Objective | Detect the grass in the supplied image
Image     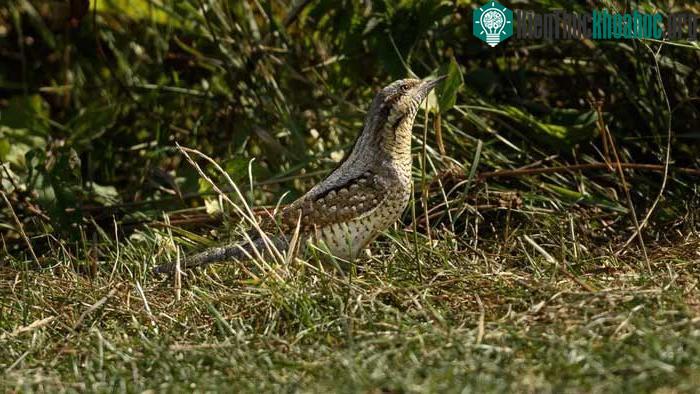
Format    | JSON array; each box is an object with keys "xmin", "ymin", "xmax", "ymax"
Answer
[
  {"xmin": 2, "ymin": 209, "xmax": 699, "ymax": 391},
  {"xmin": 2, "ymin": 0, "xmax": 700, "ymax": 391}
]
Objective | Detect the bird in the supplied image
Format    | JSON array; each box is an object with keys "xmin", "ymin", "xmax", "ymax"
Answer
[{"xmin": 153, "ymin": 76, "xmax": 446, "ymax": 274}]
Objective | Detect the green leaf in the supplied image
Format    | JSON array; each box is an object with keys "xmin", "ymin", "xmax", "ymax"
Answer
[
  {"xmin": 436, "ymin": 57, "xmax": 464, "ymax": 113},
  {"xmin": 95, "ymin": 0, "xmax": 171, "ymax": 23},
  {"xmin": 503, "ymin": 106, "xmax": 598, "ymax": 147},
  {"xmin": 0, "ymin": 95, "xmax": 50, "ymax": 134},
  {"xmin": 90, "ymin": 183, "xmax": 120, "ymax": 206},
  {"xmin": 542, "ymin": 183, "xmax": 627, "ymax": 213},
  {"xmin": 24, "ymin": 148, "xmax": 83, "ymax": 234},
  {"xmin": 0, "ymin": 139, "xmax": 9, "ymax": 158},
  {"xmin": 0, "ymin": 126, "xmax": 47, "ymax": 167}
]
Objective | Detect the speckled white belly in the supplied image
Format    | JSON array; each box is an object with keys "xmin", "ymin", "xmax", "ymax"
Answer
[{"xmin": 312, "ymin": 187, "xmax": 410, "ymax": 260}]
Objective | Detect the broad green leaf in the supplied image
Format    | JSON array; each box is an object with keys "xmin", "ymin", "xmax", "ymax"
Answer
[{"xmin": 436, "ymin": 57, "xmax": 464, "ymax": 113}]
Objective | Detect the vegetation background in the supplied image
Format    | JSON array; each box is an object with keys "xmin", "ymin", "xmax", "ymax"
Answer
[{"xmin": 1, "ymin": 0, "xmax": 699, "ymax": 391}]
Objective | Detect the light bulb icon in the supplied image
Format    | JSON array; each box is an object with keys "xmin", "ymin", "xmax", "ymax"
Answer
[
  {"xmin": 473, "ymin": 1, "xmax": 512, "ymax": 47},
  {"xmin": 480, "ymin": 7, "xmax": 506, "ymax": 47}
]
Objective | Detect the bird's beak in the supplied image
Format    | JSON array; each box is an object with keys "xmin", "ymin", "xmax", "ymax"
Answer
[
  {"xmin": 424, "ymin": 75, "xmax": 447, "ymax": 90},
  {"xmin": 416, "ymin": 75, "xmax": 447, "ymax": 99}
]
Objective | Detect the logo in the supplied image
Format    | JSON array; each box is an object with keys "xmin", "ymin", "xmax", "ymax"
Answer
[
  {"xmin": 473, "ymin": 1, "xmax": 513, "ymax": 47},
  {"xmin": 514, "ymin": 10, "xmax": 668, "ymax": 40}
]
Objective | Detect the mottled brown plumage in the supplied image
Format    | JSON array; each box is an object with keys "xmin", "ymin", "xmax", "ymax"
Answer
[
  {"xmin": 153, "ymin": 76, "xmax": 445, "ymax": 274},
  {"xmin": 271, "ymin": 170, "xmax": 388, "ymax": 233}
]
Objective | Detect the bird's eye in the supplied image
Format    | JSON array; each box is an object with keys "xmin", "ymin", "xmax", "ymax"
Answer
[{"xmin": 399, "ymin": 84, "xmax": 410, "ymax": 92}]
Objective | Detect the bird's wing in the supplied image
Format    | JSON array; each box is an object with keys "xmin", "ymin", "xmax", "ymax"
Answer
[{"xmin": 270, "ymin": 171, "xmax": 390, "ymax": 233}]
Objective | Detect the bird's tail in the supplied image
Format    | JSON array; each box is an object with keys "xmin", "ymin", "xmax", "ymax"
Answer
[{"xmin": 152, "ymin": 235, "xmax": 290, "ymax": 275}]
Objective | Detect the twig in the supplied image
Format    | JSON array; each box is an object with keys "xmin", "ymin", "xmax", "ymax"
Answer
[
  {"xmin": 421, "ymin": 99, "xmax": 432, "ymax": 246},
  {"xmin": 162, "ymin": 213, "xmax": 182, "ymax": 301},
  {"xmin": 590, "ymin": 98, "xmax": 648, "ymax": 275},
  {"xmin": 135, "ymin": 281, "xmax": 156, "ymax": 325},
  {"xmin": 410, "ymin": 182, "xmax": 423, "ymax": 282},
  {"xmin": 620, "ymin": 41, "xmax": 674, "ymax": 253},
  {"xmin": 587, "ymin": 99, "xmax": 649, "ymax": 270},
  {"xmin": 475, "ymin": 294, "xmax": 485, "ymax": 345},
  {"xmin": 1, "ymin": 191, "xmax": 40, "ymax": 267},
  {"xmin": 523, "ymin": 235, "xmax": 595, "ymax": 292},
  {"xmin": 74, "ymin": 287, "xmax": 119, "ymax": 330},
  {"xmin": 283, "ymin": 0, "xmax": 313, "ymax": 27},
  {"xmin": 1, "ymin": 159, "xmax": 20, "ymax": 191},
  {"xmin": 434, "ymin": 113, "xmax": 446, "ymax": 156},
  {"xmin": 602, "ymin": 116, "xmax": 650, "ymax": 271},
  {"xmin": 1, "ymin": 316, "xmax": 55, "ymax": 340}
]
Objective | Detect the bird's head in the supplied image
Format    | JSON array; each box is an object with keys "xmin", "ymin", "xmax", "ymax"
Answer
[
  {"xmin": 319, "ymin": 76, "xmax": 446, "ymax": 190},
  {"xmin": 359, "ymin": 76, "xmax": 446, "ymax": 159}
]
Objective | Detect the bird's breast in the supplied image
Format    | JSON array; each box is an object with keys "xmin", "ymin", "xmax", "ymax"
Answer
[{"xmin": 311, "ymin": 186, "xmax": 410, "ymax": 261}]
